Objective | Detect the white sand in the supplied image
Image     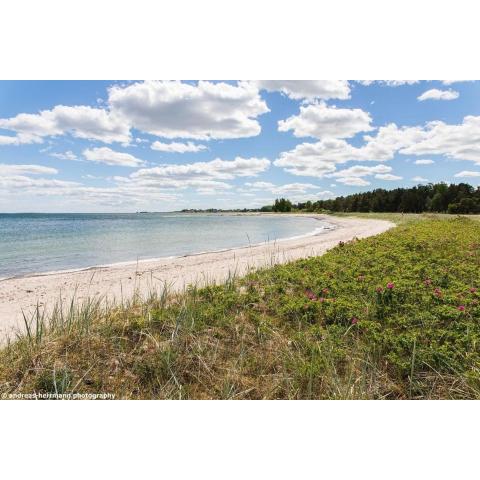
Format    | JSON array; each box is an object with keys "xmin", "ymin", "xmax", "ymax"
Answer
[{"xmin": 0, "ymin": 215, "xmax": 394, "ymax": 341}]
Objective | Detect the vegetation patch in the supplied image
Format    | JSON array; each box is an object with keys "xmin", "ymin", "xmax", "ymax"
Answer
[{"xmin": 1, "ymin": 216, "xmax": 479, "ymax": 399}]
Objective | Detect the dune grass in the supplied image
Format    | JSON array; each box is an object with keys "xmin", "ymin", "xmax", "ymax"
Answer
[{"xmin": 1, "ymin": 215, "xmax": 479, "ymax": 399}]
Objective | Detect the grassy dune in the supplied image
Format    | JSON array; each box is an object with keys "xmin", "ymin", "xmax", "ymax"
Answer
[{"xmin": 1, "ymin": 215, "xmax": 479, "ymax": 399}]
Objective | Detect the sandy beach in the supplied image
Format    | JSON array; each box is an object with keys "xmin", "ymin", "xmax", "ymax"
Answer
[{"xmin": 0, "ymin": 215, "xmax": 394, "ymax": 341}]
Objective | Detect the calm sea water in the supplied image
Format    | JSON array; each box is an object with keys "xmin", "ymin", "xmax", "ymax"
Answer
[{"xmin": 0, "ymin": 213, "xmax": 330, "ymax": 278}]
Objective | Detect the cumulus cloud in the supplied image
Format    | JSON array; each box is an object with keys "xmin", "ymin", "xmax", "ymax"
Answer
[
  {"xmin": 252, "ymin": 80, "xmax": 351, "ymax": 101},
  {"xmin": 274, "ymin": 123, "xmax": 422, "ymax": 178},
  {"xmin": 337, "ymin": 177, "xmax": 370, "ymax": 186},
  {"xmin": 417, "ymin": 89, "xmax": 459, "ymax": 101},
  {"xmin": 0, "ymin": 172, "xmax": 180, "ymax": 208},
  {"xmin": 414, "ymin": 159, "xmax": 435, "ymax": 165},
  {"xmin": 328, "ymin": 164, "xmax": 392, "ymax": 178},
  {"xmin": 108, "ymin": 80, "xmax": 269, "ymax": 140},
  {"xmin": 132, "ymin": 157, "xmax": 270, "ymax": 182},
  {"xmin": 50, "ymin": 151, "xmax": 77, "ymax": 161},
  {"xmin": 243, "ymin": 181, "xmax": 275, "ymax": 189},
  {"xmin": 0, "ymin": 163, "xmax": 58, "ymax": 175},
  {"xmin": 400, "ymin": 116, "xmax": 480, "ymax": 163},
  {"xmin": 0, "ymin": 81, "xmax": 269, "ymax": 146},
  {"xmin": 276, "ymin": 114, "xmax": 480, "ymax": 180},
  {"xmin": 284, "ymin": 190, "xmax": 335, "ymax": 202},
  {"xmin": 358, "ymin": 80, "xmax": 419, "ymax": 87},
  {"xmin": 244, "ymin": 181, "xmax": 320, "ymax": 195},
  {"xmin": 151, "ymin": 141, "xmax": 207, "ymax": 153},
  {"xmin": 325, "ymin": 164, "xmax": 400, "ymax": 186},
  {"xmin": 411, "ymin": 176, "xmax": 429, "ymax": 182},
  {"xmin": 0, "ymin": 105, "xmax": 131, "ymax": 144},
  {"xmin": 0, "ymin": 134, "xmax": 42, "ymax": 146},
  {"xmin": 0, "ymin": 175, "xmax": 79, "ymax": 190},
  {"xmin": 110, "ymin": 157, "xmax": 270, "ymax": 194},
  {"xmin": 83, "ymin": 147, "xmax": 145, "ymax": 167},
  {"xmin": 442, "ymin": 80, "xmax": 471, "ymax": 85},
  {"xmin": 278, "ymin": 103, "xmax": 373, "ymax": 139},
  {"xmin": 196, "ymin": 187, "xmax": 222, "ymax": 196},
  {"xmin": 375, "ymin": 173, "xmax": 403, "ymax": 181},
  {"xmin": 454, "ymin": 170, "xmax": 480, "ymax": 177}
]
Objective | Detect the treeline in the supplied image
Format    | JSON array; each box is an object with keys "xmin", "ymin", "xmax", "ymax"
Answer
[{"xmin": 262, "ymin": 183, "xmax": 480, "ymax": 214}]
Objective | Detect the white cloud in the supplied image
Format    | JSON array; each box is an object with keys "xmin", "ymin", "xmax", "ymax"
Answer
[
  {"xmin": 442, "ymin": 80, "xmax": 472, "ymax": 85},
  {"xmin": 414, "ymin": 159, "xmax": 434, "ymax": 165},
  {"xmin": 382, "ymin": 80, "xmax": 419, "ymax": 86},
  {"xmin": 108, "ymin": 80, "xmax": 269, "ymax": 140},
  {"xmin": 132, "ymin": 157, "xmax": 270, "ymax": 182},
  {"xmin": 358, "ymin": 80, "xmax": 419, "ymax": 87},
  {"xmin": 83, "ymin": 147, "xmax": 145, "ymax": 167},
  {"xmin": 316, "ymin": 191, "xmax": 335, "ymax": 199},
  {"xmin": 274, "ymin": 123, "xmax": 422, "ymax": 178},
  {"xmin": 411, "ymin": 176, "xmax": 429, "ymax": 182},
  {"xmin": 244, "ymin": 181, "xmax": 275, "ymax": 189},
  {"xmin": 328, "ymin": 164, "xmax": 392, "ymax": 178},
  {"xmin": 0, "ymin": 172, "xmax": 181, "ymax": 209},
  {"xmin": 50, "ymin": 150, "xmax": 77, "ymax": 161},
  {"xmin": 375, "ymin": 173, "xmax": 403, "ymax": 181},
  {"xmin": 0, "ymin": 175, "xmax": 78, "ymax": 190},
  {"xmin": 454, "ymin": 170, "xmax": 480, "ymax": 178},
  {"xmin": 252, "ymin": 80, "xmax": 351, "ymax": 101},
  {"xmin": 196, "ymin": 187, "xmax": 222, "ymax": 196},
  {"xmin": 151, "ymin": 141, "xmax": 207, "ymax": 153},
  {"xmin": 400, "ymin": 116, "xmax": 480, "ymax": 163},
  {"xmin": 417, "ymin": 89, "xmax": 459, "ymax": 101},
  {"xmin": 0, "ymin": 81, "xmax": 269, "ymax": 146},
  {"xmin": 82, "ymin": 174, "xmax": 103, "ymax": 180},
  {"xmin": 278, "ymin": 103, "xmax": 373, "ymax": 139},
  {"xmin": 0, "ymin": 105, "xmax": 131, "ymax": 144},
  {"xmin": 285, "ymin": 190, "xmax": 336, "ymax": 202},
  {"xmin": 244, "ymin": 181, "xmax": 320, "ymax": 195},
  {"xmin": 0, "ymin": 163, "xmax": 58, "ymax": 175},
  {"xmin": 337, "ymin": 177, "xmax": 370, "ymax": 186},
  {"xmin": 327, "ymin": 164, "xmax": 400, "ymax": 184},
  {"xmin": 0, "ymin": 134, "xmax": 42, "ymax": 146},
  {"xmin": 276, "ymin": 114, "xmax": 480, "ymax": 181}
]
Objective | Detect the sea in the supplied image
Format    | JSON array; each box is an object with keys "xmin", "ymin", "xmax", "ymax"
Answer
[{"xmin": 0, "ymin": 213, "xmax": 332, "ymax": 279}]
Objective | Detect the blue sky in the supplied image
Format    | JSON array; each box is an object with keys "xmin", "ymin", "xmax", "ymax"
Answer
[{"xmin": 1, "ymin": 80, "xmax": 479, "ymax": 212}]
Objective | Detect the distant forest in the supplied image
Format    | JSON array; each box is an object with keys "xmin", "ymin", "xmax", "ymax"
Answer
[{"xmin": 262, "ymin": 183, "xmax": 480, "ymax": 214}]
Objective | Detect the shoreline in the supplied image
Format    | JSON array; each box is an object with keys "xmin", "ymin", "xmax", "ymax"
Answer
[
  {"xmin": 0, "ymin": 215, "xmax": 395, "ymax": 342},
  {"xmin": 0, "ymin": 214, "xmax": 332, "ymax": 282}
]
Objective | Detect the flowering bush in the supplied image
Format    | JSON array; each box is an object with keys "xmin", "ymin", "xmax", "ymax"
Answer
[{"xmin": 246, "ymin": 217, "xmax": 480, "ymax": 397}]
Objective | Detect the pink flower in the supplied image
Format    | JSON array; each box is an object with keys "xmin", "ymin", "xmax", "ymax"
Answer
[
  {"xmin": 458, "ymin": 305, "xmax": 465, "ymax": 312},
  {"xmin": 424, "ymin": 279, "xmax": 432, "ymax": 286},
  {"xmin": 376, "ymin": 287, "xmax": 384, "ymax": 293},
  {"xmin": 386, "ymin": 282, "xmax": 394, "ymax": 290},
  {"xmin": 304, "ymin": 288, "xmax": 317, "ymax": 301},
  {"xmin": 434, "ymin": 288, "xmax": 442, "ymax": 297},
  {"xmin": 351, "ymin": 317, "xmax": 358, "ymax": 325},
  {"xmin": 470, "ymin": 288, "xmax": 477, "ymax": 294}
]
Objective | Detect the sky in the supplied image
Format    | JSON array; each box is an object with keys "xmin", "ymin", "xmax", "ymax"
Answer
[{"xmin": 1, "ymin": 80, "xmax": 480, "ymax": 212}]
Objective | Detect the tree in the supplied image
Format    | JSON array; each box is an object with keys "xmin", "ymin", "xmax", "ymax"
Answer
[
  {"xmin": 263, "ymin": 183, "xmax": 480, "ymax": 215},
  {"xmin": 272, "ymin": 198, "xmax": 292, "ymax": 212}
]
